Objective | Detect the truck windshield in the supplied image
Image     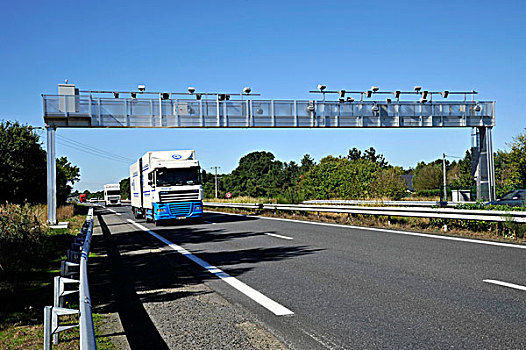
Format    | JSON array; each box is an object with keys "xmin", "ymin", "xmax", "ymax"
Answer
[
  {"xmin": 106, "ymin": 190, "xmax": 120, "ymax": 196},
  {"xmin": 156, "ymin": 167, "xmax": 201, "ymax": 186}
]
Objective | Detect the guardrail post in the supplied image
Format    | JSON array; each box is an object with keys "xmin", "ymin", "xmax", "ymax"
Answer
[
  {"xmin": 61, "ymin": 261, "xmax": 79, "ymax": 278},
  {"xmin": 44, "ymin": 306, "xmax": 52, "ymax": 350}
]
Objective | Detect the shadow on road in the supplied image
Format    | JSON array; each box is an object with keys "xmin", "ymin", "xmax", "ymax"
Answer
[
  {"xmin": 89, "ymin": 209, "xmax": 321, "ymax": 349},
  {"xmin": 90, "ymin": 216, "xmax": 175, "ymax": 350}
]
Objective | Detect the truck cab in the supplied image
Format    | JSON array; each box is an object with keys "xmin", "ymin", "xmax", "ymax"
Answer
[{"xmin": 104, "ymin": 184, "xmax": 121, "ymax": 206}]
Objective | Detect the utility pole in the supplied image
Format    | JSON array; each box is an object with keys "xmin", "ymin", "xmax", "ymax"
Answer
[
  {"xmin": 442, "ymin": 153, "xmax": 447, "ymax": 202},
  {"xmin": 211, "ymin": 166, "xmax": 220, "ymax": 198}
]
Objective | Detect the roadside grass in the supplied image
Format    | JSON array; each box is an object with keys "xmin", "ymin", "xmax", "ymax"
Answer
[
  {"xmin": 0, "ymin": 313, "xmax": 114, "ymax": 349},
  {"xmin": 207, "ymin": 206, "xmax": 526, "ymax": 244},
  {"xmin": 204, "ymin": 196, "xmax": 277, "ymax": 204},
  {"xmin": 0, "ymin": 203, "xmax": 115, "ymax": 349}
]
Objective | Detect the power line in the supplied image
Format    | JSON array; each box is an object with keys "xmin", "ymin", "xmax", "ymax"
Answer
[
  {"xmin": 56, "ymin": 139, "xmax": 131, "ymax": 164},
  {"xmin": 56, "ymin": 134, "xmax": 134, "ymax": 162},
  {"xmin": 55, "ymin": 135, "xmax": 133, "ymax": 164}
]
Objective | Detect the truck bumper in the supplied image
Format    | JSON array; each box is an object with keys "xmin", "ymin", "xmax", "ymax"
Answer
[{"xmin": 152, "ymin": 201, "xmax": 203, "ymax": 221}]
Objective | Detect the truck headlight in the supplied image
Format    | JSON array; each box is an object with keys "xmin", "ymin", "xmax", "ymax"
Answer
[
  {"xmin": 194, "ymin": 205, "xmax": 202, "ymax": 211},
  {"xmin": 157, "ymin": 208, "xmax": 167, "ymax": 213}
]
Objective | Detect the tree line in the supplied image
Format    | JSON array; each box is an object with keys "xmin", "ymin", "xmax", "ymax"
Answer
[
  {"xmin": 203, "ymin": 129, "xmax": 526, "ymax": 201},
  {"xmin": 410, "ymin": 130, "xmax": 526, "ymax": 197},
  {"xmin": 0, "ymin": 121, "xmax": 79, "ymax": 205},
  {"xmin": 202, "ymin": 147, "xmax": 407, "ymax": 201}
]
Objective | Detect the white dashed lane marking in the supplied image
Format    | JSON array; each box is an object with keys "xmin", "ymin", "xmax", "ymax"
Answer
[{"xmin": 484, "ymin": 279, "xmax": 526, "ymax": 292}]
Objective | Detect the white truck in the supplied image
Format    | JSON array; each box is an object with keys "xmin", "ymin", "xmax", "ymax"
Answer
[
  {"xmin": 130, "ymin": 150, "xmax": 203, "ymax": 223},
  {"xmin": 104, "ymin": 184, "xmax": 121, "ymax": 206}
]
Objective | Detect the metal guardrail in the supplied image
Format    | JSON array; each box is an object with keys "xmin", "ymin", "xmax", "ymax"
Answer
[
  {"xmin": 203, "ymin": 202, "xmax": 526, "ymax": 223},
  {"xmin": 302, "ymin": 199, "xmax": 474, "ymax": 207},
  {"xmin": 79, "ymin": 209, "xmax": 96, "ymax": 350},
  {"xmin": 44, "ymin": 208, "xmax": 97, "ymax": 350}
]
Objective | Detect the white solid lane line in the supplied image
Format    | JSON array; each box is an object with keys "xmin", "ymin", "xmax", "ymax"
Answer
[
  {"xmin": 264, "ymin": 232, "xmax": 293, "ymax": 240},
  {"xmin": 126, "ymin": 219, "xmax": 294, "ymax": 316},
  {"xmin": 205, "ymin": 210, "xmax": 526, "ymax": 250},
  {"xmin": 483, "ymin": 279, "xmax": 526, "ymax": 292}
]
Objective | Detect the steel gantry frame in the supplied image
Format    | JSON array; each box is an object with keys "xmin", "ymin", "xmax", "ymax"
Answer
[{"xmin": 43, "ymin": 84, "xmax": 496, "ymax": 224}]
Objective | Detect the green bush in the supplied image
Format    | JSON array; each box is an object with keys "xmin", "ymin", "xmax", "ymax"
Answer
[
  {"xmin": 415, "ymin": 189, "xmax": 441, "ymax": 197},
  {"xmin": 276, "ymin": 188, "xmax": 305, "ymax": 204},
  {"xmin": 299, "ymin": 156, "xmax": 407, "ymax": 200},
  {"xmin": 0, "ymin": 204, "xmax": 45, "ymax": 272},
  {"xmin": 454, "ymin": 201, "xmax": 526, "ymax": 212}
]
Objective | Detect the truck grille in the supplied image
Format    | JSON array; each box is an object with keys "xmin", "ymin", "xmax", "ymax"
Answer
[
  {"xmin": 159, "ymin": 190, "xmax": 199, "ymax": 202},
  {"xmin": 169, "ymin": 202, "xmax": 192, "ymax": 216}
]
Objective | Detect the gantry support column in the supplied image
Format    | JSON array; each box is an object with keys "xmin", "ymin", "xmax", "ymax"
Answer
[
  {"xmin": 46, "ymin": 126, "xmax": 57, "ymax": 224},
  {"xmin": 472, "ymin": 127, "xmax": 496, "ymax": 201}
]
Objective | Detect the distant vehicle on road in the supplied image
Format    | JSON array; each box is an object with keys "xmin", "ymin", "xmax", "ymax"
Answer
[
  {"xmin": 79, "ymin": 194, "xmax": 87, "ymax": 203},
  {"xmin": 104, "ymin": 184, "xmax": 121, "ymax": 206},
  {"xmin": 130, "ymin": 150, "xmax": 203, "ymax": 224},
  {"xmin": 490, "ymin": 189, "xmax": 526, "ymax": 207}
]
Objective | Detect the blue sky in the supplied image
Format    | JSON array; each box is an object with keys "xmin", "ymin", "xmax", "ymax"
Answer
[{"xmin": 1, "ymin": 0, "xmax": 525, "ymax": 191}]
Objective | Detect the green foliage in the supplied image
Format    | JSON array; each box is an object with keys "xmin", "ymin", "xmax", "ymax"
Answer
[
  {"xmin": 219, "ymin": 149, "xmax": 406, "ymax": 202},
  {"xmin": 56, "ymin": 156, "xmax": 80, "ymax": 204},
  {"xmin": 415, "ymin": 189, "xmax": 441, "ymax": 197},
  {"xmin": 505, "ymin": 129, "xmax": 526, "ymax": 185},
  {"xmin": 300, "ymin": 154, "xmax": 315, "ymax": 174},
  {"xmin": 0, "ymin": 121, "xmax": 80, "ymax": 204},
  {"xmin": 223, "ymin": 151, "xmax": 306, "ymax": 198},
  {"xmin": 447, "ymin": 201, "xmax": 526, "ymax": 238},
  {"xmin": 494, "ymin": 128, "xmax": 526, "ymax": 194},
  {"xmin": 454, "ymin": 201, "xmax": 526, "ymax": 212},
  {"xmin": 276, "ymin": 187, "xmax": 305, "ymax": 204},
  {"xmin": 119, "ymin": 177, "xmax": 130, "ymax": 199},
  {"xmin": 412, "ymin": 162, "xmax": 442, "ymax": 191},
  {"xmin": 448, "ymin": 150, "xmax": 474, "ymax": 188},
  {"xmin": 85, "ymin": 190, "xmax": 104, "ymax": 200},
  {"xmin": 0, "ymin": 121, "xmax": 46, "ymax": 203},
  {"xmin": 202, "ymin": 169, "xmax": 226, "ymax": 198},
  {"xmin": 0, "ymin": 204, "xmax": 45, "ymax": 272},
  {"xmin": 371, "ymin": 166, "xmax": 407, "ymax": 200},
  {"xmin": 299, "ymin": 156, "xmax": 406, "ymax": 200},
  {"xmin": 347, "ymin": 147, "xmax": 389, "ymax": 167}
]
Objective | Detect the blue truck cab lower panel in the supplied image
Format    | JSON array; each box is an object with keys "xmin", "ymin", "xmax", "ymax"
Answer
[{"xmin": 146, "ymin": 201, "xmax": 203, "ymax": 222}]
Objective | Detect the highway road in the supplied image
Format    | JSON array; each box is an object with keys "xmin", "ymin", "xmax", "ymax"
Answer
[{"xmin": 93, "ymin": 205, "xmax": 526, "ymax": 349}]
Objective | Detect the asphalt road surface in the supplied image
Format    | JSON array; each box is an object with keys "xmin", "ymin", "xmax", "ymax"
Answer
[{"xmin": 91, "ymin": 205, "xmax": 526, "ymax": 349}]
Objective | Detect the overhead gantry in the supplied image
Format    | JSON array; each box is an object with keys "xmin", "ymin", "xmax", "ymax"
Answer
[{"xmin": 43, "ymin": 84, "xmax": 496, "ymax": 223}]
